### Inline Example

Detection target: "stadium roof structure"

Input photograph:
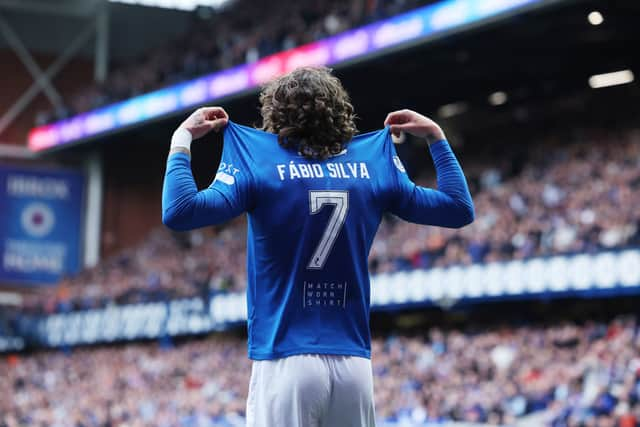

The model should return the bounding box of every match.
[108,0,232,10]
[0,0,211,145]
[25,0,570,152]
[4,0,640,152]
[0,0,199,60]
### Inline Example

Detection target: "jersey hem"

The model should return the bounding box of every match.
[248,347,371,361]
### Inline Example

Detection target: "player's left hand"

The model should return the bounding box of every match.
[384,109,445,144]
[179,107,229,140]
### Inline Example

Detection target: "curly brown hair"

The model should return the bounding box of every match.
[259,67,357,160]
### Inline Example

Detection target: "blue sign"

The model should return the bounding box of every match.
[0,166,84,285]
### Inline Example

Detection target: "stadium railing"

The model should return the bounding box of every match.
[7,247,639,349]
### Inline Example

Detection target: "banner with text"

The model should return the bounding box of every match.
[0,166,84,285]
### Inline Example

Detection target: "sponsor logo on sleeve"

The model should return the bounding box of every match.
[392,155,406,173]
[214,162,240,186]
[214,172,235,185]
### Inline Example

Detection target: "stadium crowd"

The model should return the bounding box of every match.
[370,128,640,273]
[21,222,247,314]
[19,129,640,314]
[2,316,640,426]
[35,0,428,125]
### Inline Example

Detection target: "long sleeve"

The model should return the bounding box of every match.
[162,122,257,231]
[162,153,247,231]
[388,139,474,228]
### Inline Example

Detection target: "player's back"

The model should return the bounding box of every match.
[162,78,473,427]
[221,122,396,360]
[164,118,472,360]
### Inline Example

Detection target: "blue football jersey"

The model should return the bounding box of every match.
[162,121,473,360]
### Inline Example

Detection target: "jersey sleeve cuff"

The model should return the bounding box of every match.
[167,151,191,163]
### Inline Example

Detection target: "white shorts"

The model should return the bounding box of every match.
[246,354,376,427]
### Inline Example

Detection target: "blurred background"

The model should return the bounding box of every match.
[0,0,639,426]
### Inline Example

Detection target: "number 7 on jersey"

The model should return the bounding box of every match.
[307,191,349,270]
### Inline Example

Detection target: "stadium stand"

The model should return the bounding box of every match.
[19,127,640,313]
[35,0,429,125]
[2,1,640,426]
[2,316,639,426]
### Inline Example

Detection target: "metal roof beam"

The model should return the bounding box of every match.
[0,20,96,136]
[0,13,65,112]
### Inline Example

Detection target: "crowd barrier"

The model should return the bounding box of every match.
[5,248,638,349]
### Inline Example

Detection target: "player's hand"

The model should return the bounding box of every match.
[179,107,229,140]
[384,109,445,144]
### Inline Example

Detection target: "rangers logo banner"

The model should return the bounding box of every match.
[0,166,84,285]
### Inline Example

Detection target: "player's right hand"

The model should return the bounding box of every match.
[179,107,229,140]
[384,109,445,144]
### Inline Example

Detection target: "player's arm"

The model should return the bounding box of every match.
[162,107,239,231]
[384,109,474,228]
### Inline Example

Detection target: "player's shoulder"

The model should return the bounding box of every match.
[222,120,284,164]
[347,127,392,158]
[224,120,277,145]
[350,127,389,145]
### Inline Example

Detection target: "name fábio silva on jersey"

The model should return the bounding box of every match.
[276,161,371,180]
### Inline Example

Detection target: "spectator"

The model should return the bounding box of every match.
[36,0,429,124]
[20,129,640,313]
[2,317,640,426]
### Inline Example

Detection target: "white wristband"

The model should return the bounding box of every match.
[171,128,193,150]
